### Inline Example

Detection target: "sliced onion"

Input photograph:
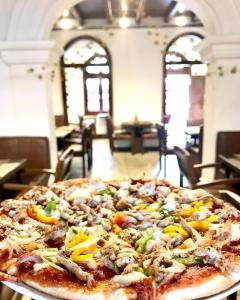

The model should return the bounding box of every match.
[16,253,42,267]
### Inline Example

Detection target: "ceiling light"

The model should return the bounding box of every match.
[177,3,185,14]
[118,16,130,29]
[57,17,78,30]
[174,15,188,27]
[121,0,128,13]
[56,10,79,30]
[62,10,70,17]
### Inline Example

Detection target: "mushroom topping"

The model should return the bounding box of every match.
[45,227,66,248]
[112,271,146,287]
[194,247,222,265]
[57,256,94,287]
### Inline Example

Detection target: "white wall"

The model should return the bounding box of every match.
[51,27,204,126]
[52,62,64,115]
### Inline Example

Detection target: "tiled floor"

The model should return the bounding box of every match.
[2,139,238,300]
[72,138,181,184]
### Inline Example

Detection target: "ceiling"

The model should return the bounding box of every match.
[54,0,202,30]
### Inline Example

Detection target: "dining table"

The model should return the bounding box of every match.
[0,159,27,200]
[56,125,78,150]
[0,159,27,184]
[218,153,240,177]
[121,121,153,154]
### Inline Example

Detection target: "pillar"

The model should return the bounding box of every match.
[0,41,62,167]
[198,35,240,179]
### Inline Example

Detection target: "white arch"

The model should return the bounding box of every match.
[2,0,240,42]
[3,0,236,42]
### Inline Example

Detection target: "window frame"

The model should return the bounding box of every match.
[61,36,113,123]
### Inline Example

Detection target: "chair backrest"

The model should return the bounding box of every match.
[198,124,204,162]
[215,131,240,178]
[55,147,74,182]
[156,124,167,154]
[106,116,114,136]
[216,131,240,158]
[0,137,50,168]
[174,146,199,188]
[106,116,114,151]
[55,115,66,127]
[81,125,90,152]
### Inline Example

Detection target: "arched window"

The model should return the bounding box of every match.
[62,36,112,124]
[163,33,206,148]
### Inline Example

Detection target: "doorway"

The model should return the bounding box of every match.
[163,33,206,149]
[62,36,112,124]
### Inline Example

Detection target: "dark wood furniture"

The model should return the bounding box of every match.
[174,146,240,197]
[3,147,74,196]
[156,124,168,177]
[106,116,133,153]
[186,125,203,164]
[215,131,240,178]
[0,137,51,195]
[0,137,50,169]
[55,115,66,127]
[121,121,153,154]
[66,124,94,177]
[218,154,240,177]
[56,125,77,150]
[0,159,26,184]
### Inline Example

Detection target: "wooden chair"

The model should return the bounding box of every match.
[2,147,74,196]
[66,125,92,177]
[186,124,203,164]
[142,124,158,152]
[106,116,132,153]
[156,124,168,177]
[0,137,51,194]
[173,146,240,197]
[215,131,240,178]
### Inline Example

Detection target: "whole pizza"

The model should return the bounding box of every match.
[1,178,240,300]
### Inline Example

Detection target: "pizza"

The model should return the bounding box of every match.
[1,178,240,300]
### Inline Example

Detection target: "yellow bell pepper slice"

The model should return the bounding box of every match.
[146,207,155,213]
[113,225,122,234]
[188,220,209,232]
[139,203,147,210]
[165,232,179,238]
[177,227,189,239]
[204,199,213,208]
[208,214,217,223]
[163,225,178,233]
[192,200,203,208]
[33,205,58,225]
[67,230,89,249]
[163,225,189,239]
[71,253,93,262]
[179,207,197,218]
[70,237,98,255]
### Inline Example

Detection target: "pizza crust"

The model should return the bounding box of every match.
[159,272,240,300]
[25,280,132,300]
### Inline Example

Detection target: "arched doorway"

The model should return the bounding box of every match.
[61,36,112,124]
[162,33,206,149]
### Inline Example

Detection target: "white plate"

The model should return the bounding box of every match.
[3,280,240,300]
[4,282,59,300]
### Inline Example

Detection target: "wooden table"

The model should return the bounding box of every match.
[121,121,153,154]
[56,125,77,139]
[56,125,77,150]
[218,154,240,177]
[0,159,26,184]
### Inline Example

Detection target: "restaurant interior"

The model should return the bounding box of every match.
[1,0,240,299]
